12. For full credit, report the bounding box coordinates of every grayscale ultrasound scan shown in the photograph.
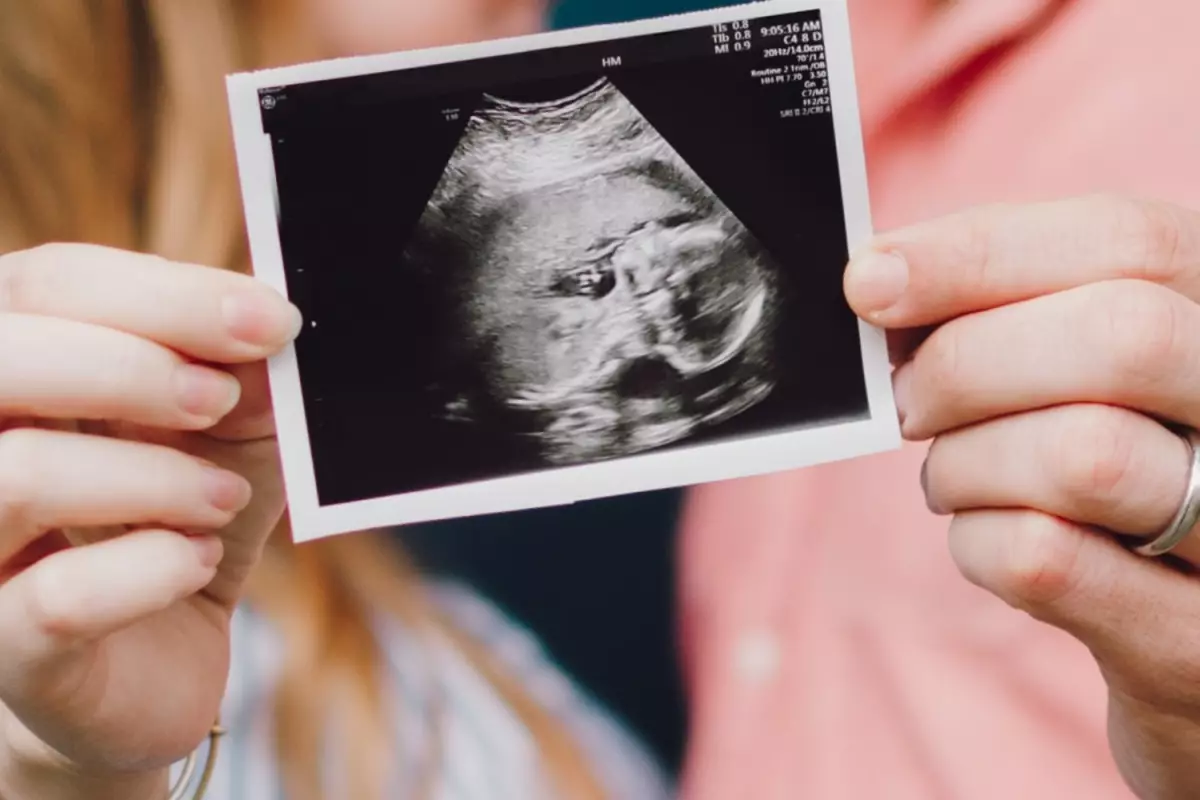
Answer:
[233,1,896,530]
[409,78,780,465]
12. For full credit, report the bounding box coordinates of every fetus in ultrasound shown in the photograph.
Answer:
[406,78,782,464]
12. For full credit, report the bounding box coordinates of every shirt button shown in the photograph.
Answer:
[734,629,782,685]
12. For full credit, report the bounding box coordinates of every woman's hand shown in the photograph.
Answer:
[0,244,301,800]
[844,195,1200,800]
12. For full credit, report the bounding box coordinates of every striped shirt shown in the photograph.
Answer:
[175,581,674,799]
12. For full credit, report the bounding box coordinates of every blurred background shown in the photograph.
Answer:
[397,0,732,780]
[551,0,727,27]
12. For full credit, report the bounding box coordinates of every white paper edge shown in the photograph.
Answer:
[227,0,900,543]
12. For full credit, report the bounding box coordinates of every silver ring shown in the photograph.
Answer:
[1136,427,1200,558]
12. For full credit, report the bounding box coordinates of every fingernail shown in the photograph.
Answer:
[892,365,912,427]
[175,365,242,423]
[222,291,303,347]
[845,249,909,318]
[202,467,252,513]
[189,535,225,569]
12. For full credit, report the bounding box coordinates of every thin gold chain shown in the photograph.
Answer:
[166,721,225,800]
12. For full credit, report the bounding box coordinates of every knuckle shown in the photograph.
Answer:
[1051,406,1141,505]
[955,207,1003,294]
[920,324,964,382]
[106,334,152,385]
[0,429,42,530]
[0,248,31,313]
[90,334,166,410]
[1090,282,1186,389]
[1110,196,1185,283]
[995,512,1085,610]
[0,243,70,313]
[914,325,967,404]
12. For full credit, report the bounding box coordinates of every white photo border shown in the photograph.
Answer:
[227,0,899,542]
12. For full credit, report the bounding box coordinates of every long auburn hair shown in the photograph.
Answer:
[0,2,603,799]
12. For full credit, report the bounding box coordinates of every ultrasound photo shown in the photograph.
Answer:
[410,78,780,465]
[229,0,898,539]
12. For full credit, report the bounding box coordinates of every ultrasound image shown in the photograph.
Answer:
[261,12,871,506]
[404,79,782,465]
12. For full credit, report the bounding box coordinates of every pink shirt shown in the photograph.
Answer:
[679,1,1200,798]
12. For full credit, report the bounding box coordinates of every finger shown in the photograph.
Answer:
[844,195,1200,327]
[109,361,277,447]
[924,404,1200,564]
[896,279,1200,439]
[0,243,302,363]
[0,313,245,429]
[947,510,1200,711]
[0,429,251,565]
[205,360,275,442]
[187,437,286,611]
[0,530,222,687]
[1,532,71,583]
